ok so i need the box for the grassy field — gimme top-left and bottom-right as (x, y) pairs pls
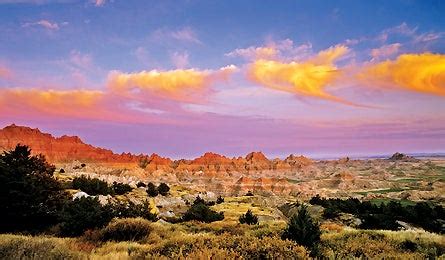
(1, 221), (444, 259)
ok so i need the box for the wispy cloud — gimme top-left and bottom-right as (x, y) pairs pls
(151, 27), (201, 44)
(226, 39), (312, 61)
(22, 19), (60, 30)
(170, 51), (190, 69)
(0, 65), (12, 79)
(370, 43), (401, 61)
(92, 0), (106, 7)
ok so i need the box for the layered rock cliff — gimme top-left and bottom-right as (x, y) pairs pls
(0, 124), (313, 173)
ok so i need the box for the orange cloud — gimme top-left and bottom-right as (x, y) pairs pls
(248, 45), (355, 105)
(0, 88), (107, 119)
(359, 53), (445, 96)
(107, 66), (237, 103)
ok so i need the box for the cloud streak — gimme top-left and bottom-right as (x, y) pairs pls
(107, 66), (237, 103)
(22, 19), (59, 30)
(359, 53), (445, 96)
(247, 45), (358, 105)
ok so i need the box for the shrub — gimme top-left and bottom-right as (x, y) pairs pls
(136, 181), (146, 188)
(110, 200), (157, 221)
(282, 205), (321, 253)
(158, 183), (170, 196)
(111, 181), (132, 195)
(59, 168), (65, 173)
(60, 197), (113, 236)
(0, 144), (67, 232)
(146, 182), (158, 197)
(100, 218), (152, 242)
(182, 200), (224, 223)
(216, 195), (224, 204)
(72, 176), (112, 195)
(245, 191), (254, 196)
(239, 209), (259, 225)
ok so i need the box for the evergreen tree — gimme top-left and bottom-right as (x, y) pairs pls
(0, 144), (67, 232)
(282, 205), (321, 251)
(239, 209), (259, 225)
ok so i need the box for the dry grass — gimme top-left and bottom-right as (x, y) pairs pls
(1, 219), (444, 259)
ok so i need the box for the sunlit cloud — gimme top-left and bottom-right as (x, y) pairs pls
(22, 19), (59, 30)
(0, 88), (105, 118)
(359, 53), (445, 96)
(107, 65), (237, 103)
(248, 45), (357, 105)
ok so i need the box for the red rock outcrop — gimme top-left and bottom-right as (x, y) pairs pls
(0, 124), (313, 174)
(0, 124), (145, 164)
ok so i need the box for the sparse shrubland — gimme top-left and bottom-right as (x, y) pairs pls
(310, 195), (445, 233)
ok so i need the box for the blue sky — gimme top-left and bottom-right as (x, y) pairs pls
(0, 0), (444, 158)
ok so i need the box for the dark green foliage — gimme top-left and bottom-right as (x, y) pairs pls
(182, 198), (224, 223)
(282, 205), (321, 252)
(239, 209), (259, 225)
(0, 144), (68, 232)
(72, 175), (112, 195)
(216, 195), (224, 204)
(157, 182), (170, 196)
(193, 196), (215, 206)
(245, 190), (254, 196)
(146, 182), (158, 197)
(59, 168), (65, 173)
(110, 200), (157, 221)
(310, 195), (445, 233)
(60, 196), (113, 236)
(136, 181), (146, 188)
(80, 163), (86, 168)
(112, 181), (133, 195)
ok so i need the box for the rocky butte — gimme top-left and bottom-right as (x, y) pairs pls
(0, 124), (313, 174)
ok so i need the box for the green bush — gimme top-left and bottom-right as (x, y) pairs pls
(60, 197), (113, 236)
(182, 200), (224, 223)
(282, 205), (321, 253)
(136, 181), (146, 188)
(146, 182), (158, 197)
(239, 209), (259, 225)
(110, 200), (157, 221)
(100, 218), (152, 242)
(216, 195), (224, 204)
(158, 182), (170, 196)
(72, 176), (112, 195)
(0, 144), (68, 232)
(111, 181), (132, 195)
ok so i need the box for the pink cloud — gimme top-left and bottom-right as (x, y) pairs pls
(22, 19), (59, 30)
(370, 43), (401, 60)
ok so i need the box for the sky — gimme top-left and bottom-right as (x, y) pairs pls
(0, 0), (444, 159)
